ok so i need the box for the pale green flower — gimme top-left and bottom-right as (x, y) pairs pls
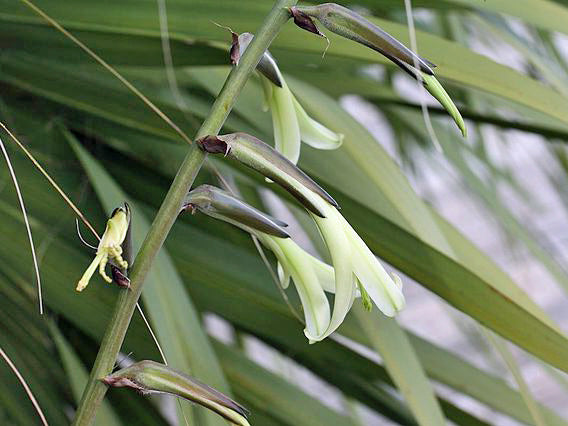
(183, 185), (335, 339)
(303, 191), (405, 342)
(258, 234), (333, 340)
(196, 134), (405, 343)
(237, 33), (343, 164)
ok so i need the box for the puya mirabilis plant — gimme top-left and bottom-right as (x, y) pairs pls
(17, 0), (460, 422)
(71, 1), (299, 424)
(196, 134), (405, 342)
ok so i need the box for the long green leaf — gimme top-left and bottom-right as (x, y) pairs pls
(354, 308), (447, 425)
(48, 322), (121, 426)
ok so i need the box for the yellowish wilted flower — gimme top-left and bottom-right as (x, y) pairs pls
(76, 203), (130, 292)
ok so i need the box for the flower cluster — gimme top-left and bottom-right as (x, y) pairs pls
(195, 133), (404, 342)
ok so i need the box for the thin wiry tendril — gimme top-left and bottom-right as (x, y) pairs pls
(0, 136), (43, 314)
(76, 219), (98, 250)
(403, 0), (443, 152)
(0, 346), (48, 425)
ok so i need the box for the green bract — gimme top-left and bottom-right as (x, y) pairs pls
(182, 184), (290, 238)
(290, 3), (435, 75)
(196, 133), (338, 217)
(103, 361), (250, 426)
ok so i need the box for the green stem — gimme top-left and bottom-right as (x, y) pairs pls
(72, 1), (296, 424)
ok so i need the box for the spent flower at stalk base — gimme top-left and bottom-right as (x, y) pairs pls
(76, 203), (130, 292)
(197, 133), (405, 342)
(233, 32), (343, 164)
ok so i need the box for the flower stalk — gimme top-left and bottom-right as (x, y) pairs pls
(72, 1), (297, 424)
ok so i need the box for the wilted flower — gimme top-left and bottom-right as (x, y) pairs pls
(196, 134), (405, 342)
(76, 203), (130, 292)
(234, 33), (344, 164)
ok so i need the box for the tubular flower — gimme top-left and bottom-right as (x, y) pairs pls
(76, 203), (130, 292)
(197, 134), (405, 342)
(182, 185), (337, 340)
(234, 33), (343, 164)
(306, 192), (405, 342)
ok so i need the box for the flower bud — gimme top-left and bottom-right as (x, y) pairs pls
(289, 3), (466, 138)
(196, 133), (338, 217)
(182, 184), (290, 238)
(290, 3), (435, 75)
(422, 73), (467, 137)
(104, 361), (250, 426)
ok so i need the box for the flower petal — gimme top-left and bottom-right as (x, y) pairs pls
(259, 76), (272, 112)
(277, 262), (290, 289)
(263, 236), (331, 340)
(268, 80), (302, 164)
(311, 255), (336, 294)
(308, 205), (355, 342)
(292, 97), (344, 150)
(338, 214), (405, 314)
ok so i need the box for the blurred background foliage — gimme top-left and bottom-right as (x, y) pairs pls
(1, 0), (568, 425)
